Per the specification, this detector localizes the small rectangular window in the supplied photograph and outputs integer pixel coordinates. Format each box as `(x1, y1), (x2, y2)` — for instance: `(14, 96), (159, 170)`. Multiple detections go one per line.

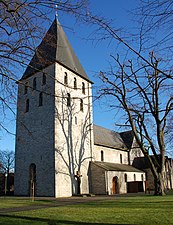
(134, 174), (136, 181)
(26, 99), (29, 112)
(64, 72), (68, 85)
(42, 73), (46, 85)
(120, 154), (123, 164)
(101, 151), (104, 162)
(39, 92), (43, 106)
(82, 82), (85, 94)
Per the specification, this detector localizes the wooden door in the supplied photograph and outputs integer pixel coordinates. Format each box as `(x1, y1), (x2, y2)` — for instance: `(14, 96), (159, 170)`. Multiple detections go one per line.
(112, 176), (119, 194)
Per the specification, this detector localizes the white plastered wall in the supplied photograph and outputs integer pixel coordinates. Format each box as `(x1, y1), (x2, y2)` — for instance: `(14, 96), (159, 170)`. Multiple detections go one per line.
(129, 138), (144, 165)
(93, 145), (129, 164)
(54, 63), (93, 197)
(106, 171), (146, 195)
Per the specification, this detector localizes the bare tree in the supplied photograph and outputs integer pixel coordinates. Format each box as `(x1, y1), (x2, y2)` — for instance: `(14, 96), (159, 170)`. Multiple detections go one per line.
(69, 2), (173, 195)
(98, 52), (173, 195)
(0, 150), (15, 194)
(136, 0), (173, 54)
(0, 150), (14, 173)
(0, 0), (88, 133)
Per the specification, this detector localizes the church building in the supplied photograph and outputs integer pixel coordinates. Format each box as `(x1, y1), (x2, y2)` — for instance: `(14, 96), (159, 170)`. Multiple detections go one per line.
(14, 18), (146, 197)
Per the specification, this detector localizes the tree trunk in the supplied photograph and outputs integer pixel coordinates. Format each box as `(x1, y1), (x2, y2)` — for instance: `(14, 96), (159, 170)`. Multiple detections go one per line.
(71, 175), (76, 195)
(7, 168), (10, 195)
(154, 172), (166, 196)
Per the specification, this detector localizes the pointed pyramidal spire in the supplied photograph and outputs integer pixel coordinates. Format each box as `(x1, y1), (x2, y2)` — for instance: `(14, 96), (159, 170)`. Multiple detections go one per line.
(22, 18), (90, 82)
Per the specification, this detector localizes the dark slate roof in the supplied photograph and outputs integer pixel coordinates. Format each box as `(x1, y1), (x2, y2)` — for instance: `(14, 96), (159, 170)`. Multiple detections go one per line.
(22, 18), (91, 82)
(133, 155), (163, 170)
(92, 161), (144, 172)
(120, 130), (134, 149)
(132, 157), (150, 170)
(93, 125), (134, 150)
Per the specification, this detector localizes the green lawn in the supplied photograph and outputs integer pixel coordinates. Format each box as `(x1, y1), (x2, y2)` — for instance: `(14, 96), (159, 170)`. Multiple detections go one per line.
(0, 197), (55, 209)
(1, 195), (173, 225)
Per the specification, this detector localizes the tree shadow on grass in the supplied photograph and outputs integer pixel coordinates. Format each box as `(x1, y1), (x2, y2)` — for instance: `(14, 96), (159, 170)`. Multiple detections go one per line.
(0, 214), (132, 225)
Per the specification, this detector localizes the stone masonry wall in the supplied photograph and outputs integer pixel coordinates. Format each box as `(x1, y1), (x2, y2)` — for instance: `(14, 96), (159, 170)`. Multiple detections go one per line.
(89, 162), (106, 195)
(14, 64), (56, 197)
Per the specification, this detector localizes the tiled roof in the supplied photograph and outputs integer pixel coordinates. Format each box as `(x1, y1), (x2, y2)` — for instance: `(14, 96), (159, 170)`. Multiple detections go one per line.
(93, 125), (134, 150)
(22, 18), (91, 82)
(92, 161), (144, 172)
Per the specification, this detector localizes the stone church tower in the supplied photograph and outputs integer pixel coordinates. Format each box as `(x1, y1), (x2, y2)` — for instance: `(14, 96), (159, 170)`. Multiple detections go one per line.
(14, 18), (93, 197)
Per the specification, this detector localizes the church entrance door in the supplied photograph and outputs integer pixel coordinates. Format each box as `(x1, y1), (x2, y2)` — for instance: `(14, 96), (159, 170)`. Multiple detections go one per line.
(112, 176), (119, 194)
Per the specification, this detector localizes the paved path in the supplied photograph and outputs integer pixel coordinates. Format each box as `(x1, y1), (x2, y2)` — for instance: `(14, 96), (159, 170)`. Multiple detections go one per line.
(0, 193), (149, 214)
(0, 196), (112, 214)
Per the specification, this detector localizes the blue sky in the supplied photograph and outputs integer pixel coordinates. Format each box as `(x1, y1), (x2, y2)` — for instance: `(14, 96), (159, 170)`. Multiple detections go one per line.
(0, 0), (138, 152)
(61, 0), (138, 128)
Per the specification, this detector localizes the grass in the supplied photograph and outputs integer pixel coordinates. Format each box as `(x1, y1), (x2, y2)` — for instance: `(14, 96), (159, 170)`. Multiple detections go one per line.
(0, 197), (55, 209)
(1, 195), (173, 225)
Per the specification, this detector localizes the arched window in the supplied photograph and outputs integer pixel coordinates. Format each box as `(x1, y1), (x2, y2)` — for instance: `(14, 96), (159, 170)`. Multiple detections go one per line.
(101, 150), (104, 162)
(124, 173), (127, 182)
(120, 154), (123, 164)
(80, 99), (83, 112)
(67, 93), (71, 107)
(33, 77), (36, 90)
(39, 92), (43, 106)
(26, 99), (29, 112)
(134, 174), (136, 181)
(74, 77), (77, 89)
(24, 82), (28, 94)
(64, 72), (68, 85)
(42, 73), (46, 85)
(82, 82), (85, 94)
